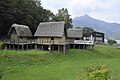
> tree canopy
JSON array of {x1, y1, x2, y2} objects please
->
[
  {"x1": 108, "y1": 39, "x2": 117, "y2": 46},
  {"x1": 83, "y1": 27, "x2": 94, "y2": 33},
  {"x1": 0, "y1": 0, "x2": 54, "y2": 38},
  {"x1": 52, "y1": 8, "x2": 73, "y2": 29}
]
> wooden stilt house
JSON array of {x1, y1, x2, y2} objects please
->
[
  {"x1": 83, "y1": 31, "x2": 104, "y2": 44},
  {"x1": 34, "y1": 21, "x2": 67, "y2": 53},
  {"x1": 6, "y1": 23, "x2": 33, "y2": 50},
  {"x1": 67, "y1": 28, "x2": 94, "y2": 49}
]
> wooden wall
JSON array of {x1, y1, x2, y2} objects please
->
[
  {"x1": 9, "y1": 29, "x2": 32, "y2": 44},
  {"x1": 36, "y1": 36, "x2": 66, "y2": 45}
]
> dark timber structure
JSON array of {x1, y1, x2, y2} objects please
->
[
  {"x1": 34, "y1": 21, "x2": 68, "y2": 54},
  {"x1": 83, "y1": 31, "x2": 104, "y2": 44},
  {"x1": 67, "y1": 29, "x2": 94, "y2": 49},
  {"x1": 6, "y1": 23, "x2": 34, "y2": 50}
]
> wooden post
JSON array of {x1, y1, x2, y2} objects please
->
[
  {"x1": 78, "y1": 45, "x2": 80, "y2": 49},
  {"x1": 22, "y1": 38, "x2": 24, "y2": 50},
  {"x1": 9, "y1": 44, "x2": 11, "y2": 49},
  {"x1": 41, "y1": 45, "x2": 43, "y2": 50},
  {"x1": 92, "y1": 45, "x2": 94, "y2": 50},
  {"x1": 83, "y1": 45, "x2": 85, "y2": 49},
  {"x1": 52, "y1": 45, "x2": 54, "y2": 50},
  {"x1": 68, "y1": 45, "x2": 70, "y2": 49},
  {"x1": 13, "y1": 44, "x2": 15, "y2": 50},
  {"x1": 35, "y1": 44, "x2": 37, "y2": 50},
  {"x1": 73, "y1": 44, "x2": 75, "y2": 49},
  {"x1": 17, "y1": 45, "x2": 19, "y2": 50},
  {"x1": 48, "y1": 45, "x2": 51, "y2": 52},
  {"x1": 63, "y1": 45, "x2": 66, "y2": 55},
  {"x1": 58, "y1": 45, "x2": 60, "y2": 51},
  {"x1": 18, "y1": 45, "x2": 20, "y2": 50},
  {"x1": 22, "y1": 45, "x2": 24, "y2": 50},
  {"x1": 26, "y1": 44, "x2": 28, "y2": 50}
]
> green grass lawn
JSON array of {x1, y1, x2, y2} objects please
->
[{"x1": 0, "y1": 45, "x2": 120, "y2": 80}]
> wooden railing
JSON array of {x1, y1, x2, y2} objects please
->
[
  {"x1": 6, "y1": 39, "x2": 35, "y2": 44},
  {"x1": 36, "y1": 40, "x2": 66, "y2": 45},
  {"x1": 67, "y1": 40, "x2": 94, "y2": 45},
  {"x1": 6, "y1": 39, "x2": 94, "y2": 45}
]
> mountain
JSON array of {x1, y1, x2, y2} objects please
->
[{"x1": 72, "y1": 15, "x2": 120, "y2": 39}]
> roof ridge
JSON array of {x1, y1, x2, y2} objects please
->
[
  {"x1": 40, "y1": 21, "x2": 65, "y2": 24},
  {"x1": 12, "y1": 23, "x2": 29, "y2": 28}
]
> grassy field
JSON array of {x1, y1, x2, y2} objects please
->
[{"x1": 0, "y1": 45, "x2": 120, "y2": 80}]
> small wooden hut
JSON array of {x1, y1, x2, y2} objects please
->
[
  {"x1": 6, "y1": 23, "x2": 33, "y2": 50},
  {"x1": 34, "y1": 21, "x2": 67, "y2": 53}
]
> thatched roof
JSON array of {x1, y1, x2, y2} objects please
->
[
  {"x1": 67, "y1": 29, "x2": 83, "y2": 38},
  {"x1": 8, "y1": 23, "x2": 32, "y2": 37},
  {"x1": 34, "y1": 21, "x2": 65, "y2": 37}
]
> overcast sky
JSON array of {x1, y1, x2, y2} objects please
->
[{"x1": 41, "y1": 0, "x2": 120, "y2": 23}]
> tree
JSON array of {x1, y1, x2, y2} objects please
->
[
  {"x1": 75, "y1": 26, "x2": 82, "y2": 29},
  {"x1": 0, "y1": 0, "x2": 54, "y2": 38},
  {"x1": 52, "y1": 8, "x2": 73, "y2": 29},
  {"x1": 83, "y1": 27, "x2": 94, "y2": 33},
  {"x1": 108, "y1": 39, "x2": 117, "y2": 46}
]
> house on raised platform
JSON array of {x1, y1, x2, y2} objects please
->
[
  {"x1": 6, "y1": 23, "x2": 34, "y2": 50},
  {"x1": 67, "y1": 29, "x2": 94, "y2": 49},
  {"x1": 34, "y1": 21, "x2": 68, "y2": 53},
  {"x1": 83, "y1": 31, "x2": 104, "y2": 44}
]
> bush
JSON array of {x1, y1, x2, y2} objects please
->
[
  {"x1": 108, "y1": 39, "x2": 117, "y2": 46},
  {"x1": 0, "y1": 40, "x2": 5, "y2": 49},
  {"x1": 77, "y1": 63, "x2": 111, "y2": 80}
]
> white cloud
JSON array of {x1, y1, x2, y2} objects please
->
[{"x1": 41, "y1": 0, "x2": 120, "y2": 23}]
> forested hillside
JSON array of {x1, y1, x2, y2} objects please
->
[{"x1": 0, "y1": 0, "x2": 54, "y2": 38}]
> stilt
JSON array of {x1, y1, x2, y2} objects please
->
[
  {"x1": 83, "y1": 45, "x2": 85, "y2": 49},
  {"x1": 18, "y1": 45, "x2": 20, "y2": 50},
  {"x1": 58, "y1": 45, "x2": 60, "y2": 51},
  {"x1": 48, "y1": 45, "x2": 51, "y2": 52},
  {"x1": 9, "y1": 44, "x2": 11, "y2": 49},
  {"x1": 92, "y1": 45, "x2": 94, "y2": 50},
  {"x1": 13, "y1": 44, "x2": 15, "y2": 50},
  {"x1": 79, "y1": 45, "x2": 80, "y2": 49},
  {"x1": 63, "y1": 45, "x2": 66, "y2": 55},
  {"x1": 35, "y1": 44, "x2": 37, "y2": 50},
  {"x1": 41, "y1": 45, "x2": 43, "y2": 50},
  {"x1": 85, "y1": 45, "x2": 86, "y2": 49},
  {"x1": 68, "y1": 45, "x2": 70, "y2": 49},
  {"x1": 17, "y1": 45, "x2": 19, "y2": 50},
  {"x1": 73, "y1": 44, "x2": 75, "y2": 49},
  {"x1": 52, "y1": 45, "x2": 54, "y2": 50},
  {"x1": 22, "y1": 44, "x2": 24, "y2": 50},
  {"x1": 26, "y1": 44, "x2": 28, "y2": 50}
]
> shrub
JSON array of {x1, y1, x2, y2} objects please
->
[
  {"x1": 0, "y1": 40, "x2": 5, "y2": 49},
  {"x1": 108, "y1": 39, "x2": 117, "y2": 46},
  {"x1": 77, "y1": 63, "x2": 111, "y2": 80}
]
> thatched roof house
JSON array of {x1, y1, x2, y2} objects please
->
[
  {"x1": 34, "y1": 21, "x2": 66, "y2": 45},
  {"x1": 8, "y1": 23, "x2": 32, "y2": 37},
  {"x1": 67, "y1": 29, "x2": 83, "y2": 38},
  {"x1": 7, "y1": 23, "x2": 33, "y2": 44}
]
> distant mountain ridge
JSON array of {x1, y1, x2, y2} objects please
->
[{"x1": 72, "y1": 15, "x2": 120, "y2": 39}]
